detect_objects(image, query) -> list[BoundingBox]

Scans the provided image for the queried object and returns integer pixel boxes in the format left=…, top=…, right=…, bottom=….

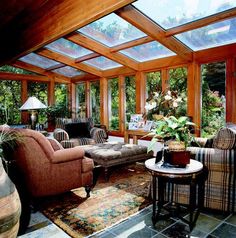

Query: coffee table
left=145, top=158, right=208, bottom=230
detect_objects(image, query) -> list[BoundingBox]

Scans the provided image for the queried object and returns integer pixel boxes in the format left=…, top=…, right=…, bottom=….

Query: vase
left=0, top=157, right=21, bottom=238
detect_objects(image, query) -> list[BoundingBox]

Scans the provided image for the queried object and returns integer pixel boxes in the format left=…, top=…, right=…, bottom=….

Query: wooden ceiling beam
left=12, top=60, right=71, bottom=83
left=110, top=36, right=153, bottom=52
left=166, top=8, right=236, bottom=37
left=67, top=32, right=139, bottom=70
left=37, top=48, right=103, bottom=77
left=116, top=5, right=193, bottom=62
left=46, top=63, right=65, bottom=71
left=102, top=66, right=136, bottom=78
left=0, top=0, right=135, bottom=65
left=0, top=72, right=50, bottom=82
left=71, top=74, right=98, bottom=83
left=75, top=52, right=100, bottom=63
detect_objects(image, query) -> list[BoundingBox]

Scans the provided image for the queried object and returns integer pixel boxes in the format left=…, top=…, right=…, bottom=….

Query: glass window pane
left=78, top=13, right=146, bottom=47
left=28, top=81, right=48, bottom=124
left=84, top=56, right=122, bottom=70
left=176, top=18, right=236, bottom=50
left=201, top=62, right=226, bottom=138
left=0, top=80, right=21, bottom=125
left=90, top=81, right=100, bottom=124
left=169, top=67, right=187, bottom=117
left=125, top=76, right=136, bottom=123
left=45, top=38, right=93, bottom=58
left=145, top=71, right=161, bottom=120
left=76, top=83, right=86, bottom=118
left=52, top=66, right=85, bottom=77
left=120, top=41, right=175, bottom=62
left=108, top=78, right=119, bottom=130
left=55, top=84, right=68, bottom=106
left=133, top=0, right=236, bottom=29
left=20, top=53, right=60, bottom=69
left=0, top=65, right=36, bottom=75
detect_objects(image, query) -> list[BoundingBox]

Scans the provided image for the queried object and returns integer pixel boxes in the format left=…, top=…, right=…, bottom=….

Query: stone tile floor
left=18, top=205, right=236, bottom=238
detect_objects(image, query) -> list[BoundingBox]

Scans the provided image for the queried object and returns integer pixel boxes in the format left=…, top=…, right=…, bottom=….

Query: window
left=201, top=61, right=226, bottom=137
left=90, top=81, right=100, bottom=124
left=76, top=83, right=86, bottom=118
left=125, top=76, right=136, bottom=123
left=169, top=67, right=187, bottom=117
left=146, top=71, right=161, bottom=99
left=0, top=80, right=21, bottom=125
left=28, top=81, right=48, bottom=124
left=108, top=78, right=119, bottom=130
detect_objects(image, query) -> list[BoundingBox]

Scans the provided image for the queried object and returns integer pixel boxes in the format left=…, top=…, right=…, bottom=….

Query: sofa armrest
left=90, top=127, right=108, bottom=143
left=51, top=146, right=85, bottom=163
left=187, top=147, right=235, bottom=172
left=53, top=128, right=69, bottom=142
left=82, top=156, right=94, bottom=173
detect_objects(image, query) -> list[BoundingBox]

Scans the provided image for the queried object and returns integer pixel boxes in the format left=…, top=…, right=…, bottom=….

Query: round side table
left=145, top=158, right=208, bottom=230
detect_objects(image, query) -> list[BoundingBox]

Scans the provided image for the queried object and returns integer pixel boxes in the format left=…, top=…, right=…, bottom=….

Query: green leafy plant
left=148, top=116, right=196, bottom=152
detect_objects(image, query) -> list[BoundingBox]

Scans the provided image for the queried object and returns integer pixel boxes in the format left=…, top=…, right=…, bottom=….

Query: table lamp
left=20, top=96, right=47, bottom=129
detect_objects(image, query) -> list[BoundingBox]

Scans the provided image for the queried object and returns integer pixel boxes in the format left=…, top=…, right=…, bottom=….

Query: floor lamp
left=19, top=97, right=47, bottom=130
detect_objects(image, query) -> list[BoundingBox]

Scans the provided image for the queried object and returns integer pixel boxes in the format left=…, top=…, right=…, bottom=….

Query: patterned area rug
left=41, top=163, right=151, bottom=238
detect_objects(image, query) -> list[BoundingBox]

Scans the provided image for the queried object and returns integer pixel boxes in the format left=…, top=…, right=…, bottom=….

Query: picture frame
left=143, top=120, right=153, bottom=131
left=130, top=114, right=143, bottom=123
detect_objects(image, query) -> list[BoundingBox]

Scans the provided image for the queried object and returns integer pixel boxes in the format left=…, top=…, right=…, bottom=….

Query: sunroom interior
left=1, top=1, right=236, bottom=237
left=1, top=0, right=236, bottom=138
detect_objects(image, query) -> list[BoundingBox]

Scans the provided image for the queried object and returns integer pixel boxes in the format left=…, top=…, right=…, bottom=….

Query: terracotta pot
left=0, top=158, right=21, bottom=238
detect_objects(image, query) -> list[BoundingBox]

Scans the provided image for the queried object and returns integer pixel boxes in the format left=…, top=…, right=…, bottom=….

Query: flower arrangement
left=144, top=90, right=185, bottom=120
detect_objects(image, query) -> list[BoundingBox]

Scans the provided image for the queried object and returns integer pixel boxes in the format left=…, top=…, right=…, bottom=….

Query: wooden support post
left=48, top=78, right=55, bottom=106
left=188, top=62, right=201, bottom=136
left=161, top=69, right=168, bottom=91
left=68, top=82, right=76, bottom=118
left=119, top=75, right=125, bottom=134
left=100, top=77, right=109, bottom=128
left=21, top=80, right=28, bottom=124
left=226, top=57, right=236, bottom=123
left=85, top=81, right=91, bottom=118
left=135, top=71, right=146, bottom=114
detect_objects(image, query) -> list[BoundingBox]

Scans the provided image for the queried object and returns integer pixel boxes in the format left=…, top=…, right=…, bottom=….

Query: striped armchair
left=53, top=118, right=108, bottom=148
left=169, top=126, right=236, bottom=213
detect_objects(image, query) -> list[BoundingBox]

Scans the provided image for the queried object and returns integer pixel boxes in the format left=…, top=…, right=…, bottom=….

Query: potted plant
left=148, top=116, right=196, bottom=166
left=0, top=127, right=22, bottom=237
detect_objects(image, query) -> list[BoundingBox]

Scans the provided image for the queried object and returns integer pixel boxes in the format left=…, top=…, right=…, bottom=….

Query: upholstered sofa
left=168, top=125, right=236, bottom=213
left=53, top=117, right=108, bottom=148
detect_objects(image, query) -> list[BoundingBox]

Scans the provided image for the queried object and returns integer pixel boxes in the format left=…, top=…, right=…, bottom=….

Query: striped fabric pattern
left=53, top=128, right=69, bottom=143
left=90, top=127, right=107, bottom=143
left=171, top=147, right=236, bottom=213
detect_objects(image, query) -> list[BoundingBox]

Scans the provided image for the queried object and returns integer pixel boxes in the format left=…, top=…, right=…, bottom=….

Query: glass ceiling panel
left=19, top=53, right=60, bottom=69
left=45, top=38, right=93, bottom=59
left=120, top=41, right=175, bottom=62
left=176, top=17, right=236, bottom=51
left=52, top=66, right=85, bottom=77
left=78, top=13, right=146, bottom=47
left=84, top=56, right=122, bottom=70
left=133, top=0, right=236, bottom=29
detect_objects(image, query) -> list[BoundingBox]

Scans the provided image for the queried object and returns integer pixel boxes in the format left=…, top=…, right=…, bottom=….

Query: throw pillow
left=65, top=122, right=91, bottom=138
left=212, top=127, right=236, bottom=150
left=48, top=138, right=64, bottom=151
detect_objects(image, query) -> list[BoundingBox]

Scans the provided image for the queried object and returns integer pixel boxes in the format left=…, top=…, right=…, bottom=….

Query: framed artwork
left=143, top=120, right=153, bottom=131
left=130, top=114, right=143, bottom=123
left=128, top=122, right=139, bottom=130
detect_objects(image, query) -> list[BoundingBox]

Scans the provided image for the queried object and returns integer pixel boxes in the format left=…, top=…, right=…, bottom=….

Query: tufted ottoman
left=83, top=142, right=153, bottom=181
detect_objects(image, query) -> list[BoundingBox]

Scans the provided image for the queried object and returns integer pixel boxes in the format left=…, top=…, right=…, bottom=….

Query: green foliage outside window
left=90, top=81, right=100, bottom=124
left=125, top=76, right=136, bottom=123
left=108, top=78, right=119, bottom=130
left=201, top=62, right=226, bottom=138
left=77, top=83, right=86, bottom=118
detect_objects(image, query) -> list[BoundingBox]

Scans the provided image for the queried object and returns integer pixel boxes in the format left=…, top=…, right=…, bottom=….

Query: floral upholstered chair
left=53, top=117, right=108, bottom=148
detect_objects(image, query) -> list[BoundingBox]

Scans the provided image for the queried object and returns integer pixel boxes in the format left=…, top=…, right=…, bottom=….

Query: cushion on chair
left=212, top=127, right=236, bottom=149
left=65, top=122, right=91, bottom=138
left=48, top=138, right=64, bottom=151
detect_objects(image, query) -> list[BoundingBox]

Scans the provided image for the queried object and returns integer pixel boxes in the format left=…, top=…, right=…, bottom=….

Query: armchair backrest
left=55, top=117, right=94, bottom=130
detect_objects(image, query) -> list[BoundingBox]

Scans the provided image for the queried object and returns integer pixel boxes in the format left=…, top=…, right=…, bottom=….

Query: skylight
left=175, top=18, right=236, bottom=51
left=78, top=13, right=146, bottom=47
left=19, top=53, right=60, bottom=69
left=83, top=56, right=122, bottom=70
left=45, top=38, right=93, bottom=59
left=52, top=66, right=85, bottom=77
left=133, top=0, right=236, bottom=29
left=120, top=41, right=175, bottom=62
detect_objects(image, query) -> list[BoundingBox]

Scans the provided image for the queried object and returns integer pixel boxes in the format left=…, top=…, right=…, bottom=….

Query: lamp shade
left=19, top=96, right=47, bottom=110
